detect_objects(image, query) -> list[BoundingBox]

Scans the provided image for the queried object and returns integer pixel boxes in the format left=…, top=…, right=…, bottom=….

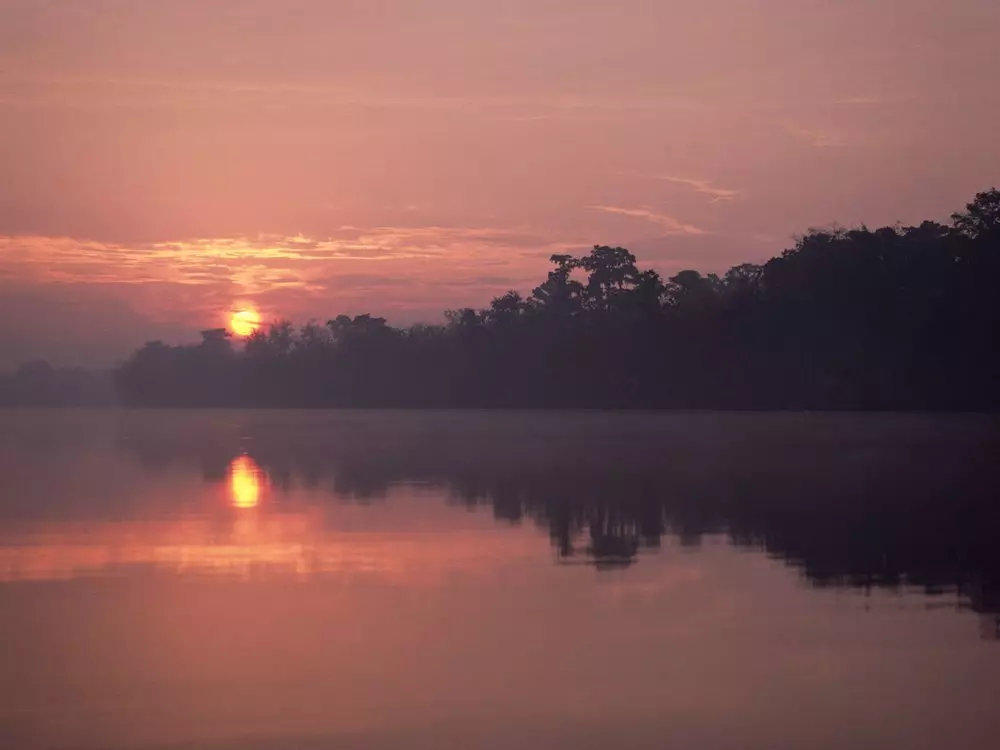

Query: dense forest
left=0, top=361, right=113, bottom=407
left=20, top=188, right=1000, bottom=409
left=113, top=188, right=1000, bottom=410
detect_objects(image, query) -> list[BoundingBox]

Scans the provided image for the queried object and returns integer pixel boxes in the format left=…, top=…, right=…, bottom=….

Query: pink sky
left=1, top=0, right=998, bottom=365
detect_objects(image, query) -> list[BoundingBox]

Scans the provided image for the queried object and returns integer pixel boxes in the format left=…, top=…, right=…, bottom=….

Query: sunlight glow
left=229, top=308, right=261, bottom=337
left=229, top=455, right=263, bottom=509
left=0, top=521, right=537, bottom=583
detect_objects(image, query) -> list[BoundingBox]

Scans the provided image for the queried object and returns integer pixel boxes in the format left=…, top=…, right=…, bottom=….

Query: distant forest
left=0, top=361, right=113, bottom=407
left=5, top=188, right=1000, bottom=410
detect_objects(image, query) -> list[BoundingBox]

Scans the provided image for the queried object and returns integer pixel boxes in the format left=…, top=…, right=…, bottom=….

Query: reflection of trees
left=468, top=468, right=1000, bottom=641
left=109, top=412, right=1000, bottom=637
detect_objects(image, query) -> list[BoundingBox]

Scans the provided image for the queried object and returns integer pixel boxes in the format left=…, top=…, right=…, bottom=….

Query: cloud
left=0, top=227, right=569, bottom=286
left=655, top=176, right=741, bottom=202
left=0, top=71, right=702, bottom=117
left=0, top=72, right=479, bottom=112
left=589, top=206, right=708, bottom=236
left=503, top=114, right=553, bottom=122
left=0, top=226, right=584, bottom=364
left=833, top=96, right=883, bottom=106
left=781, top=122, right=845, bottom=148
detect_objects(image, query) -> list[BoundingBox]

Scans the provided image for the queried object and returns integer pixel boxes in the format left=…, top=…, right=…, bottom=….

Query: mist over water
left=1, top=410, right=999, bottom=749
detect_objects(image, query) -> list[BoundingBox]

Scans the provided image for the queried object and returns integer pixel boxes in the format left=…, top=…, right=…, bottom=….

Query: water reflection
left=111, top=411, right=1000, bottom=635
left=229, top=454, right=263, bottom=509
left=2, top=411, right=1000, bottom=749
left=4, top=412, right=997, bottom=632
left=0, top=502, right=536, bottom=583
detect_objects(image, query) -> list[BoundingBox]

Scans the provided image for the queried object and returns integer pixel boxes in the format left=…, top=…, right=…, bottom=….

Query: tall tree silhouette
left=111, top=189, right=1000, bottom=411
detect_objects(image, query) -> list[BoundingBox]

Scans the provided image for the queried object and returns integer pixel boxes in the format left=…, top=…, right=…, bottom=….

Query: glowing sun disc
left=230, top=308, right=261, bottom=337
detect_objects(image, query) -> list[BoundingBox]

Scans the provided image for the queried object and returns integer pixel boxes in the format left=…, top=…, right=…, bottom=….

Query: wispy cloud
left=503, top=114, right=553, bottom=122
left=656, top=176, right=741, bottom=202
left=0, top=227, right=582, bottom=334
left=614, top=172, right=741, bottom=202
left=782, top=122, right=845, bottom=148
left=589, top=206, right=707, bottom=236
left=0, top=72, right=702, bottom=115
left=833, top=96, right=883, bottom=106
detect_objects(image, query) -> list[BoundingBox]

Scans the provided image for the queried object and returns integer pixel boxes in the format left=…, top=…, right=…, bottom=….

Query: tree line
left=0, top=361, right=113, bottom=407
left=106, top=187, right=1000, bottom=409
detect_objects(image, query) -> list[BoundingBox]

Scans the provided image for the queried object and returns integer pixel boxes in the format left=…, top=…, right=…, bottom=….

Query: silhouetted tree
left=0, top=360, right=114, bottom=406
left=952, top=188, right=1000, bottom=240
left=111, top=190, right=1000, bottom=411
left=531, top=253, right=584, bottom=316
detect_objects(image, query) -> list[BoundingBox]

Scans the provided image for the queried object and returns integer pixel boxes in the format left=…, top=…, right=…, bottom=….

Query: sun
left=229, top=308, right=261, bottom=337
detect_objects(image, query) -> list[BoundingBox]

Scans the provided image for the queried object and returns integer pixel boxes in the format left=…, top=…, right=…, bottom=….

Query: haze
left=1, top=0, right=998, bottom=366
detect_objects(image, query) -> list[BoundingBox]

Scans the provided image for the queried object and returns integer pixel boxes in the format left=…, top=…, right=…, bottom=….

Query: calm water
left=1, top=410, right=999, bottom=750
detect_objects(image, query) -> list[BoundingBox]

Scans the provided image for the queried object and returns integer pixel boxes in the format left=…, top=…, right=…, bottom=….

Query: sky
left=1, top=0, right=998, bottom=366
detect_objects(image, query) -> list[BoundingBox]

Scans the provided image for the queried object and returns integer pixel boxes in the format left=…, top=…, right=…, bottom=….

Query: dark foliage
left=115, top=189, right=1000, bottom=409
left=0, top=361, right=114, bottom=407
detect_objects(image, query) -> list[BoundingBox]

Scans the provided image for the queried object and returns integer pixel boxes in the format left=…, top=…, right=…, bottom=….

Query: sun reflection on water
left=0, top=452, right=539, bottom=583
left=229, top=455, right=263, bottom=509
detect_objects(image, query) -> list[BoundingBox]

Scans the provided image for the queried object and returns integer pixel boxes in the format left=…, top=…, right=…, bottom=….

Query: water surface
left=1, top=410, right=999, bottom=749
